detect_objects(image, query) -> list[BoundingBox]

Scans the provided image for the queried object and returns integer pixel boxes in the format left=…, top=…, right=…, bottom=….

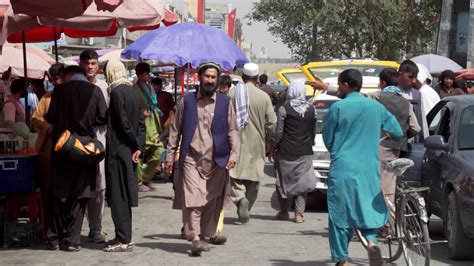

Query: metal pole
left=21, top=31, right=30, bottom=126
left=53, top=27, right=59, bottom=62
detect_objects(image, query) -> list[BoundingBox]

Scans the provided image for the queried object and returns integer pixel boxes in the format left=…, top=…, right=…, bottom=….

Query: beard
left=200, top=83, right=216, bottom=96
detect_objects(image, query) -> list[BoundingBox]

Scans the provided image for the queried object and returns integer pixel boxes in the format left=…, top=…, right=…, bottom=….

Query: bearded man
left=165, top=62, right=240, bottom=256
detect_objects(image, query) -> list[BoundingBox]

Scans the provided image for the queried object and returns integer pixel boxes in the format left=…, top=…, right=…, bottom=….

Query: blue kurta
left=322, top=92, right=403, bottom=229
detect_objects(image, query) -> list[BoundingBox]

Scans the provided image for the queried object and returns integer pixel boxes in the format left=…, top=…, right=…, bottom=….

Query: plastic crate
left=0, top=155, right=38, bottom=194
left=4, top=219, right=38, bottom=247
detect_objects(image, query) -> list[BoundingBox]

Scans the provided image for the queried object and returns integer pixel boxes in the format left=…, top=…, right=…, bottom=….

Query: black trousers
left=45, top=192, right=88, bottom=246
left=108, top=181, right=132, bottom=244
left=110, top=200, right=132, bottom=244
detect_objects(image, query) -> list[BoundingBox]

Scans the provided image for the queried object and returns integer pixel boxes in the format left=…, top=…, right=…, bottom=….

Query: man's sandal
left=103, top=241, right=133, bottom=252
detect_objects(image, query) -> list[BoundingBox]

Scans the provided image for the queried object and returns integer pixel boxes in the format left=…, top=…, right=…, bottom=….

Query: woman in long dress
left=103, top=59, right=145, bottom=252
left=270, top=80, right=317, bottom=223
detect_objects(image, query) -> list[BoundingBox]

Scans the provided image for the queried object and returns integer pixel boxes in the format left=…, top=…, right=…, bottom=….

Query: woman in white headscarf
left=103, top=59, right=145, bottom=252
left=270, top=79, right=317, bottom=223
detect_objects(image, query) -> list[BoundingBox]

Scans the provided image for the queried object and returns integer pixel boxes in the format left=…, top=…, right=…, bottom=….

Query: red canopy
left=10, top=0, right=124, bottom=19
left=1, top=0, right=177, bottom=44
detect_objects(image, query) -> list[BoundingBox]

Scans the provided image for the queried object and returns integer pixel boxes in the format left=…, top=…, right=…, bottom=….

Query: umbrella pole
left=53, top=27, right=59, bottom=62
left=173, top=68, right=178, bottom=103
left=21, top=31, right=30, bottom=126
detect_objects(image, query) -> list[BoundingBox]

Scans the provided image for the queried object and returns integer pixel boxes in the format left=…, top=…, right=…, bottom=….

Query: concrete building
left=204, top=3, right=230, bottom=30
left=437, top=0, right=474, bottom=68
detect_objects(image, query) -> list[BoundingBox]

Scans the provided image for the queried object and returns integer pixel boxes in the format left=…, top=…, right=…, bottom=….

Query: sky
left=207, top=0, right=292, bottom=59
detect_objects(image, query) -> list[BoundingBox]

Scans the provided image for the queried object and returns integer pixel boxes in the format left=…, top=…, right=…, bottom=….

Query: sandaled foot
left=180, top=226, right=187, bottom=239
left=237, top=198, right=250, bottom=223
left=61, top=243, right=81, bottom=252
left=190, top=240, right=205, bottom=256
left=103, top=241, right=133, bottom=252
left=143, top=181, right=157, bottom=190
left=276, top=211, right=290, bottom=220
left=367, top=244, right=383, bottom=266
left=47, top=241, right=59, bottom=250
left=206, top=235, right=227, bottom=245
left=294, top=212, right=305, bottom=223
left=138, top=184, right=151, bottom=192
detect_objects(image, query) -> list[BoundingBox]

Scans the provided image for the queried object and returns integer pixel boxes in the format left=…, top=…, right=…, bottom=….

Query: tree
left=247, top=0, right=442, bottom=61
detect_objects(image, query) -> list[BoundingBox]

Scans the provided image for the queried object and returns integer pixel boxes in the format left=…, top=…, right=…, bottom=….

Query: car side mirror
left=424, top=135, right=449, bottom=151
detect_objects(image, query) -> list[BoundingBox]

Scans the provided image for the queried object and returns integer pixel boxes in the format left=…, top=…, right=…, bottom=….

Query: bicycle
left=356, top=158, right=431, bottom=266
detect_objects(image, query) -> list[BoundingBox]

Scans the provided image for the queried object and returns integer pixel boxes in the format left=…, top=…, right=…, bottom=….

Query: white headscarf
left=105, top=59, right=132, bottom=92
left=287, top=79, right=310, bottom=117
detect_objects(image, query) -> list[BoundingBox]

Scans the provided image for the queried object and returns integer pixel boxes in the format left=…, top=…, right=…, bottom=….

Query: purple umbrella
left=121, top=22, right=249, bottom=71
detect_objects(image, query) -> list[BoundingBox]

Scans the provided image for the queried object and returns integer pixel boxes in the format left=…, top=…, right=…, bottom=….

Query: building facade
left=437, top=0, right=474, bottom=68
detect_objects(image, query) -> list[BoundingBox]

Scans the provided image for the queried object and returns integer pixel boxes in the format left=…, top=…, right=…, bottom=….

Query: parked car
left=408, top=95, right=474, bottom=260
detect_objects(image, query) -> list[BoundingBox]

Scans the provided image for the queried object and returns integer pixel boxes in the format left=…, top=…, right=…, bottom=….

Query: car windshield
left=282, top=72, right=307, bottom=83
left=458, top=105, right=474, bottom=150
left=314, top=100, right=337, bottom=133
left=309, top=65, right=395, bottom=80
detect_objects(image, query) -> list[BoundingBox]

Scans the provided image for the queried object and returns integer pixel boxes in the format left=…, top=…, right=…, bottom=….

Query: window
left=438, top=108, right=451, bottom=142
left=458, top=106, right=474, bottom=150
left=428, top=107, right=446, bottom=135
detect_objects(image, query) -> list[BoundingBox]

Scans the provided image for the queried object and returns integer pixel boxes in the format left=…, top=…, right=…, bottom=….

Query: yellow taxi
left=277, top=68, right=316, bottom=99
left=301, top=59, right=400, bottom=93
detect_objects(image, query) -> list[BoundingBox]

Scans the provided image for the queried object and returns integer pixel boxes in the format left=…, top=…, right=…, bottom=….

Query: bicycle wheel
left=357, top=215, right=403, bottom=263
left=398, top=193, right=431, bottom=266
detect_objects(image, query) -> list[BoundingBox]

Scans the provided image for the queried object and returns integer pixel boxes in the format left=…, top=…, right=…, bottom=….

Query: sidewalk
left=0, top=177, right=461, bottom=265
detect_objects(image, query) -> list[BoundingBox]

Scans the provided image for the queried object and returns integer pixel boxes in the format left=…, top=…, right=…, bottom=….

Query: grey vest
left=378, top=93, right=410, bottom=151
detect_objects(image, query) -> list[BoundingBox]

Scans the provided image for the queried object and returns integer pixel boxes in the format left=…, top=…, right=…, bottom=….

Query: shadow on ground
left=270, top=258, right=369, bottom=265
left=142, top=234, right=182, bottom=240
left=135, top=242, right=190, bottom=255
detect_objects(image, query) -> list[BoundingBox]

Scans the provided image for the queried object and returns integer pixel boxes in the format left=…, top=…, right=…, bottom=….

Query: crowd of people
left=0, top=50, right=469, bottom=264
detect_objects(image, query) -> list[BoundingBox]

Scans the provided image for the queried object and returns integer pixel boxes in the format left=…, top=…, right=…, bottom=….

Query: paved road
left=0, top=177, right=471, bottom=265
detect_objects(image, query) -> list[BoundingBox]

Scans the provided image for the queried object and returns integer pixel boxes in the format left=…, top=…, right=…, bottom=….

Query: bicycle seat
left=385, top=158, right=414, bottom=176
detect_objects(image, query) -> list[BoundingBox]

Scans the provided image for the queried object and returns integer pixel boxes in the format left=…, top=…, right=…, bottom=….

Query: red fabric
left=227, top=8, right=236, bottom=39
left=7, top=26, right=61, bottom=43
left=162, top=9, right=177, bottom=26
left=127, top=23, right=160, bottom=32
left=197, top=0, right=204, bottom=23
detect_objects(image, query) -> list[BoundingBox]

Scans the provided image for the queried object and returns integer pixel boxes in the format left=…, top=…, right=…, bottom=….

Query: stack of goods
left=1, top=122, right=40, bottom=247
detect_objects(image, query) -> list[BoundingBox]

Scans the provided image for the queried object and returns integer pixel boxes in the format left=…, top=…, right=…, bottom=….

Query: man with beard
left=165, top=62, right=240, bottom=256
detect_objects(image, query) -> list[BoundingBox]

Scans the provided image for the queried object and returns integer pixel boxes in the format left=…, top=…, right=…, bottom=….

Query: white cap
left=416, top=63, right=432, bottom=84
left=243, top=63, right=259, bottom=77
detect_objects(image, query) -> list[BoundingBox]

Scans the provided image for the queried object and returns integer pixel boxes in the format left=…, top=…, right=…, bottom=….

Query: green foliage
left=248, top=0, right=442, bottom=61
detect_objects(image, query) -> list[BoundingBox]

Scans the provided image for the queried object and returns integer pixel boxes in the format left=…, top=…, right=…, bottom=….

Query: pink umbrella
left=0, top=0, right=169, bottom=46
left=0, top=42, right=51, bottom=78
left=10, top=0, right=124, bottom=19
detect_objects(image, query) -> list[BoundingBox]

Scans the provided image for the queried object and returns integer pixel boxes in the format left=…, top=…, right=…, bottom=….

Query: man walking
left=133, top=63, right=163, bottom=192
left=79, top=49, right=109, bottom=243
left=45, top=65, right=107, bottom=251
left=322, top=69, right=402, bottom=265
left=228, top=63, right=277, bottom=223
left=165, top=62, right=240, bottom=256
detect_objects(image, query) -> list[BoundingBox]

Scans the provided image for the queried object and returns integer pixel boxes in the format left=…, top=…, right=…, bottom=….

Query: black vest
left=179, top=92, right=230, bottom=168
left=378, top=93, right=410, bottom=151
left=278, top=103, right=315, bottom=156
